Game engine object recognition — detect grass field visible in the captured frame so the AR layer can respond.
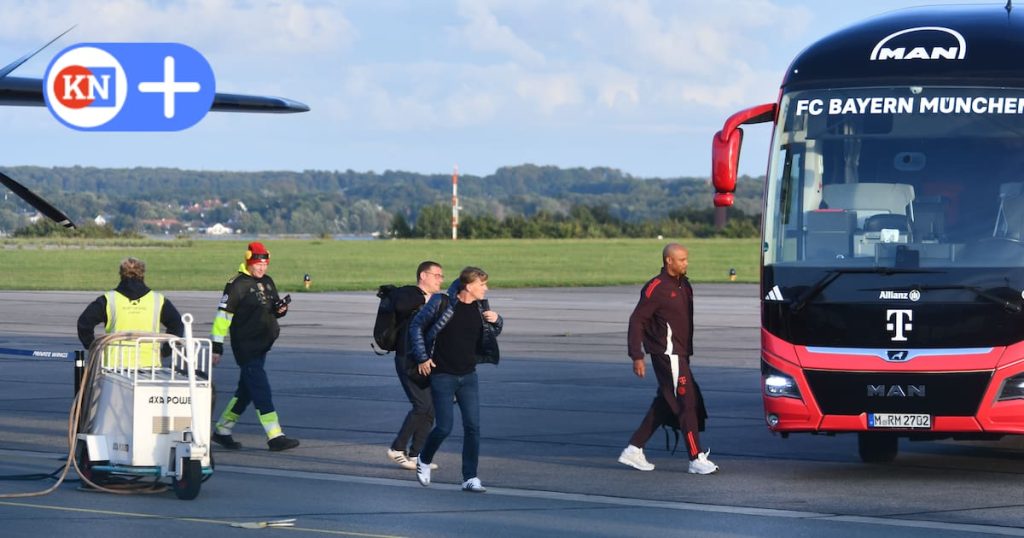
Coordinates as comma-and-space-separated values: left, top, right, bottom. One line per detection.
0, 237, 760, 292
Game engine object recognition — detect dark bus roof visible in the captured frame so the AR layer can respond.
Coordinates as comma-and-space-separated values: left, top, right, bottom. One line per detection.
783, 3, 1024, 90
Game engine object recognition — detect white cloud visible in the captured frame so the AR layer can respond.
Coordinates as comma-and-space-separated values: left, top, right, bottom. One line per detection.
0, 0, 354, 54
514, 73, 583, 114
452, 0, 545, 65
597, 78, 639, 109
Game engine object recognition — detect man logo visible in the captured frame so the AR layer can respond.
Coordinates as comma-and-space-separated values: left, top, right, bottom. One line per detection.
870, 26, 966, 61
867, 384, 926, 397
44, 43, 215, 131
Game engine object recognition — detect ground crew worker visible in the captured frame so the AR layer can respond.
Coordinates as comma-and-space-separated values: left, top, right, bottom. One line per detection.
210, 241, 300, 452
77, 257, 184, 368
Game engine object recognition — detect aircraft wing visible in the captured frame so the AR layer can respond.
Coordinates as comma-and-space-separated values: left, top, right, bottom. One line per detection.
208, 91, 310, 113
0, 75, 309, 112
0, 31, 308, 230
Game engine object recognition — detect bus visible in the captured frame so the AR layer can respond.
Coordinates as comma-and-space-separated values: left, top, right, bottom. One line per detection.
711, 3, 1024, 462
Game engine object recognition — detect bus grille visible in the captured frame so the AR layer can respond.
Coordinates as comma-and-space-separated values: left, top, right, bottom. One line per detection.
804, 370, 993, 415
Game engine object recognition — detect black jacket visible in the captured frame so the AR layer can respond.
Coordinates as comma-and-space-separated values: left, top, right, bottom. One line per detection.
77, 278, 184, 349
391, 285, 429, 360
213, 268, 284, 362
409, 281, 503, 366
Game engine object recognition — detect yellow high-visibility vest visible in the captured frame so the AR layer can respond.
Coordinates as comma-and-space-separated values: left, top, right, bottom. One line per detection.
103, 290, 164, 368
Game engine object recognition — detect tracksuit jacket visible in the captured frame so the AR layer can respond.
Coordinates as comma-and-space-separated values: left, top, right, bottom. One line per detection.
627, 268, 694, 360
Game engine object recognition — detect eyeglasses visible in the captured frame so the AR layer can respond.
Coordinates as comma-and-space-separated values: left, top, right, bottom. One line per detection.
427, 272, 444, 279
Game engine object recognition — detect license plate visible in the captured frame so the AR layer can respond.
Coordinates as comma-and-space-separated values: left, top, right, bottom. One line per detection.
868, 413, 931, 429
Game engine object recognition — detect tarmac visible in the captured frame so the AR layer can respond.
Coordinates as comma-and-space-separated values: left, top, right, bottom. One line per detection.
0, 285, 1022, 537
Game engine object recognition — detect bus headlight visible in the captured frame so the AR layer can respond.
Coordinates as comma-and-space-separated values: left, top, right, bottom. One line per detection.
998, 373, 1024, 401
762, 361, 801, 399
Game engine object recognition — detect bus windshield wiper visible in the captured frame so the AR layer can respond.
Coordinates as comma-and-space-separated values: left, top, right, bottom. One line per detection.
789, 267, 939, 313
916, 285, 1023, 313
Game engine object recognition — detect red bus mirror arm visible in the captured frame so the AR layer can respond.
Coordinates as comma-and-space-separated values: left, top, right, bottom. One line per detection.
711, 103, 777, 207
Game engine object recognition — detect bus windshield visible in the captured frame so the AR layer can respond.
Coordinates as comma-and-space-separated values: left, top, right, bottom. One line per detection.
764, 86, 1024, 269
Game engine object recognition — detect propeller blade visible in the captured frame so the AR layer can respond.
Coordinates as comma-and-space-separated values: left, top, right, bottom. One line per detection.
0, 171, 75, 229
0, 26, 75, 80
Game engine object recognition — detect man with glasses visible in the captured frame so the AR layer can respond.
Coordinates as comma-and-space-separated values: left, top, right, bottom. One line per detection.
386, 261, 445, 470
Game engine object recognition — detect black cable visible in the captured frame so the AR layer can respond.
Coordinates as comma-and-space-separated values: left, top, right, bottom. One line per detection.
0, 464, 66, 481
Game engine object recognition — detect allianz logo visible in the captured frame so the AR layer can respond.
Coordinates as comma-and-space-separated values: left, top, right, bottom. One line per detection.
879, 290, 921, 301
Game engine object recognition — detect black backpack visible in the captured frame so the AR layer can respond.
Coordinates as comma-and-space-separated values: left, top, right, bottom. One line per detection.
372, 284, 399, 354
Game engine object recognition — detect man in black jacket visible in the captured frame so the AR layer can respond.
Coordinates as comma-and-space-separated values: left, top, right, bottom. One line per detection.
210, 242, 299, 452
386, 261, 444, 470
77, 257, 184, 366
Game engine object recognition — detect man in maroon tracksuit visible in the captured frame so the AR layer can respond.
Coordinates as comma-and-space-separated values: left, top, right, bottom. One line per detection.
618, 243, 719, 475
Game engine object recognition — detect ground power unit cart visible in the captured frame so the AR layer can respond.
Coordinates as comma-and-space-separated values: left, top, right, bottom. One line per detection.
74, 314, 213, 500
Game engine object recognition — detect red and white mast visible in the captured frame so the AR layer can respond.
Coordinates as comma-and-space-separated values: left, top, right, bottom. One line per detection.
451, 164, 459, 241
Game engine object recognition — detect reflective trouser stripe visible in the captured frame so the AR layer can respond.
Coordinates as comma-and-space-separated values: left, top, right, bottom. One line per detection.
259, 411, 283, 439
216, 397, 241, 434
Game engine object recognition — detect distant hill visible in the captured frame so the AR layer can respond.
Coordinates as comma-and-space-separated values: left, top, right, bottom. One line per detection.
0, 164, 764, 235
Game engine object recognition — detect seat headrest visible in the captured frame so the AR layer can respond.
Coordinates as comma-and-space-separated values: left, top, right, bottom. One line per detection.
864, 214, 908, 232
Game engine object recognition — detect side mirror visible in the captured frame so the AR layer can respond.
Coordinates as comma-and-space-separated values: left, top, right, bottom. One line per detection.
711, 103, 776, 207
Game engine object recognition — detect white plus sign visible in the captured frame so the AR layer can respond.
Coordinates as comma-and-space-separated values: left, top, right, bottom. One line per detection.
137, 56, 201, 119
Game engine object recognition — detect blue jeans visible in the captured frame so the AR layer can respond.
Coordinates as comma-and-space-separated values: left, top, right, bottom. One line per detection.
418, 372, 480, 481
230, 355, 275, 415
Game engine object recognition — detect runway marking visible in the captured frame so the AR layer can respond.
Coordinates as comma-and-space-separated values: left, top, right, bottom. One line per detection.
219, 465, 1024, 536
0, 500, 404, 537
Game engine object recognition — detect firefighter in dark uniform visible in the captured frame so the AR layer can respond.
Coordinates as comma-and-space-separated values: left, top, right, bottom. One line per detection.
210, 242, 300, 452
77, 257, 184, 368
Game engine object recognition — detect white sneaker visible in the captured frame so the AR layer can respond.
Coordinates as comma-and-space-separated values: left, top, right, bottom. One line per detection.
617, 445, 655, 471
416, 458, 431, 486
414, 456, 438, 470
387, 449, 417, 470
687, 450, 719, 475
462, 477, 486, 493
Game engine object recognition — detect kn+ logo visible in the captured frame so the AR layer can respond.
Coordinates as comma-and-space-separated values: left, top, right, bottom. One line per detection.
44, 43, 215, 131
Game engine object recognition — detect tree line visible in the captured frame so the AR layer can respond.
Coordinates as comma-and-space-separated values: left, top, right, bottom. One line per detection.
395, 204, 759, 239
0, 164, 763, 237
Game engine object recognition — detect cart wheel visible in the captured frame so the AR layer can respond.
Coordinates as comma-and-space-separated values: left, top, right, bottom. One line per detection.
75, 440, 109, 485
173, 459, 202, 500
857, 432, 898, 463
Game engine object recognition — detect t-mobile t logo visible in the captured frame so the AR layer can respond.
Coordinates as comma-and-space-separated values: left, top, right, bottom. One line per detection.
886, 309, 913, 342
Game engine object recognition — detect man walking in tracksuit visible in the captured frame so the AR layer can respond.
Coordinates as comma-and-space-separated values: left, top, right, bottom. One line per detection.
618, 243, 718, 475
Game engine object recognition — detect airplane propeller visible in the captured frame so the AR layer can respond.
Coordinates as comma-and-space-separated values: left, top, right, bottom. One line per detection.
0, 26, 74, 80
1, 27, 77, 229
0, 171, 74, 228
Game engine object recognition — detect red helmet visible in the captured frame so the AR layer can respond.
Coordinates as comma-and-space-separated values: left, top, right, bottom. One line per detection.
245, 242, 270, 264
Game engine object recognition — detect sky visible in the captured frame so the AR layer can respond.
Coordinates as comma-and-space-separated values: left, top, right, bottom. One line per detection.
0, 0, 1001, 179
